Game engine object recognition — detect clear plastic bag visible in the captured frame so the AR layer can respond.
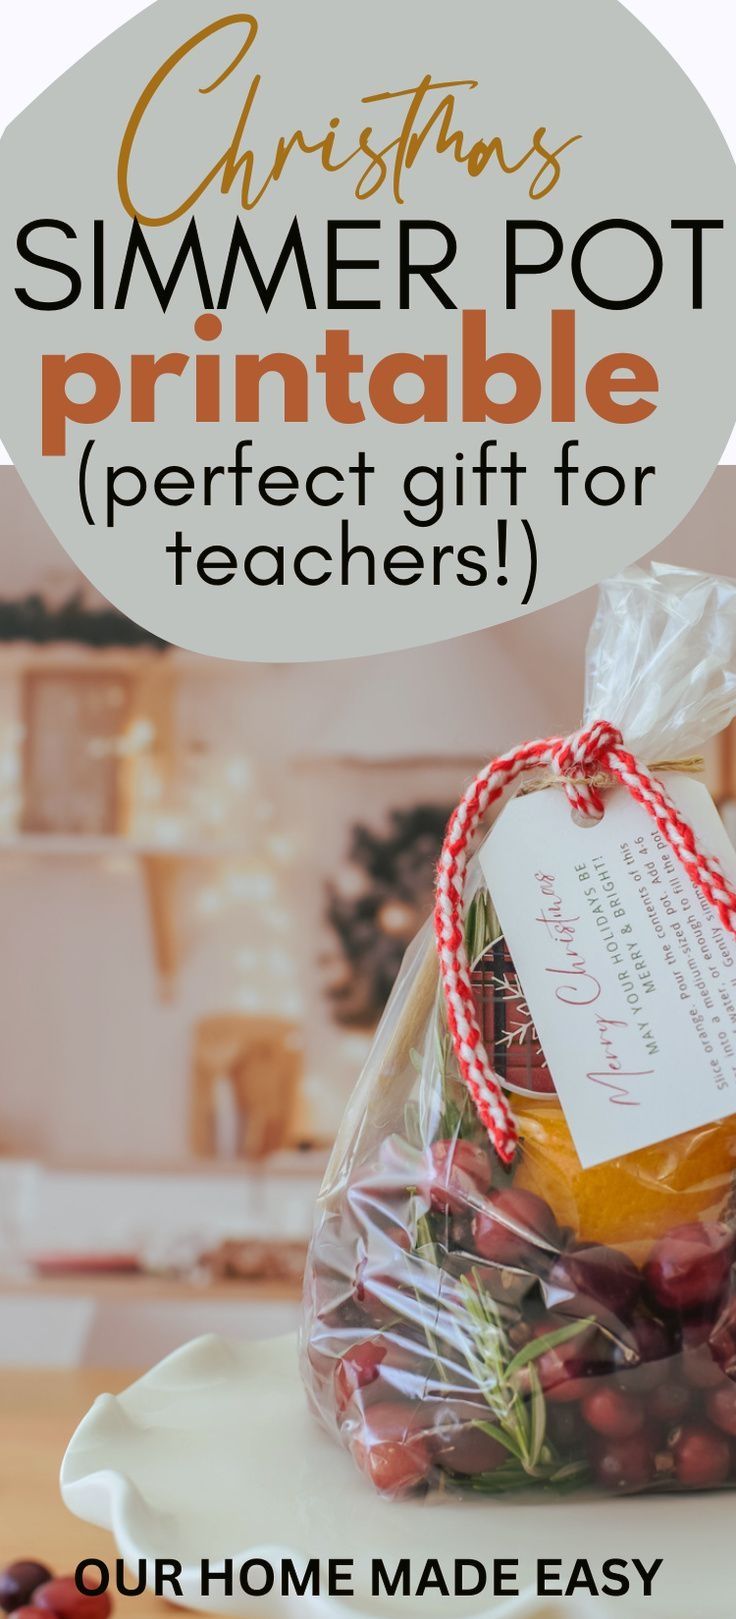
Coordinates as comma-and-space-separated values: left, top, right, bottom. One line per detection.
301, 564, 736, 1500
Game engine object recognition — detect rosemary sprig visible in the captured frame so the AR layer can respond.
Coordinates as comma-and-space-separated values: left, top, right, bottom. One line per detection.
399, 884, 591, 1497
445, 1273, 593, 1486
465, 890, 499, 969
413, 1209, 450, 1385
468, 1458, 591, 1496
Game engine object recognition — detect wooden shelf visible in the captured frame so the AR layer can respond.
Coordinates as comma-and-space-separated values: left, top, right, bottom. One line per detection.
0, 1148, 330, 1176
0, 1272, 302, 1304
0, 833, 246, 858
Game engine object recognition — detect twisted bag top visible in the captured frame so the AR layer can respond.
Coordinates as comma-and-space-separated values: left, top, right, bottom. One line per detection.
434, 720, 736, 1165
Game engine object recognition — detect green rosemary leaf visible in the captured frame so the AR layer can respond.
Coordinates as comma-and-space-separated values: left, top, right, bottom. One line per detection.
527, 1361, 547, 1470
465, 889, 501, 967
503, 1316, 594, 1384
467, 1466, 536, 1495
544, 1463, 592, 1495
552, 1460, 590, 1484
464, 892, 480, 963
509, 1388, 531, 1466
409, 1048, 424, 1074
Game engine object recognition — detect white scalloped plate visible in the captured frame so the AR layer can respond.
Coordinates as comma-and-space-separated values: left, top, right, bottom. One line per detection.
61, 1334, 733, 1618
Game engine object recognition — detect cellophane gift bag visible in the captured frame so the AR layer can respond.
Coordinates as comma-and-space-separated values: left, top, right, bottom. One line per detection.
301, 563, 736, 1500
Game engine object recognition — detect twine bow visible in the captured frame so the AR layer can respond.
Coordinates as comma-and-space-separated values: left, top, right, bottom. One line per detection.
434, 720, 736, 1165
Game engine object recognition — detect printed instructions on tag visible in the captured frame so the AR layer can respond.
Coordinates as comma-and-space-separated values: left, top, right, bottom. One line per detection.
479, 776, 736, 1168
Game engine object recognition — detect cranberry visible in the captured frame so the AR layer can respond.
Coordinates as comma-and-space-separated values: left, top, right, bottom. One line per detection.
548, 1244, 640, 1319
334, 1338, 388, 1413
349, 1402, 432, 1497
595, 1433, 654, 1492
428, 1399, 506, 1477
645, 1223, 734, 1315
425, 1140, 492, 1216
650, 1380, 692, 1425
527, 1318, 602, 1403
0, 1570, 53, 1616
711, 1298, 736, 1379
636, 1312, 677, 1359
12, 1611, 46, 1619
471, 1189, 559, 1269
706, 1384, 736, 1438
34, 1582, 112, 1619
672, 1424, 731, 1488
582, 1388, 644, 1439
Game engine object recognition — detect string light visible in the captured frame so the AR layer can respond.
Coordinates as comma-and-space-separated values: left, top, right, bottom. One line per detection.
197, 886, 224, 918
150, 816, 187, 848
225, 757, 253, 791
336, 865, 367, 899
8, 678, 307, 1027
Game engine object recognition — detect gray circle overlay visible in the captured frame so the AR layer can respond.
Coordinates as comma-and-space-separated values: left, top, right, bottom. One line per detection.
0, 0, 735, 661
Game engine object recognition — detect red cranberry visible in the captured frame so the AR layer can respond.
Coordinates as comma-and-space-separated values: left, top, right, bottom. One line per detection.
349, 1401, 432, 1497
425, 1139, 492, 1216
595, 1433, 654, 1492
471, 1189, 559, 1269
334, 1338, 388, 1413
548, 1244, 640, 1319
527, 1318, 602, 1403
645, 1223, 734, 1315
13, 1611, 47, 1619
0, 1571, 53, 1617
672, 1424, 731, 1488
636, 1312, 678, 1358
706, 1384, 736, 1438
427, 1399, 506, 1477
582, 1388, 644, 1439
33, 1582, 111, 1619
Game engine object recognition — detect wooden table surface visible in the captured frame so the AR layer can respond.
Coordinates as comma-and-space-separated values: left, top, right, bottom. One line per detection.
0, 1370, 167, 1619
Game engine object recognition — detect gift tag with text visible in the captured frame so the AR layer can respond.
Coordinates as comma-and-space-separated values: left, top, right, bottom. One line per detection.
479, 775, 736, 1168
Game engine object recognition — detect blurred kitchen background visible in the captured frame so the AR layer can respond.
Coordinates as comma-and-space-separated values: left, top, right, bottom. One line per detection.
0, 466, 734, 1368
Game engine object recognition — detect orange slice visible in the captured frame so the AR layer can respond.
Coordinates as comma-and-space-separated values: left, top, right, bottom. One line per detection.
513, 1096, 736, 1261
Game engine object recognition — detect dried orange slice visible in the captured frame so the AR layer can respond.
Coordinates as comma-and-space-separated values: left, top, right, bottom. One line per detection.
514, 1096, 736, 1260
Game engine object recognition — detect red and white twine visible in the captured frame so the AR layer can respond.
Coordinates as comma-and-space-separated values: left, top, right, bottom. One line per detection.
434, 720, 736, 1165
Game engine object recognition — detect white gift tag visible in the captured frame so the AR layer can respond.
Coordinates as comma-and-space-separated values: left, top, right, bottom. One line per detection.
479, 775, 736, 1168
